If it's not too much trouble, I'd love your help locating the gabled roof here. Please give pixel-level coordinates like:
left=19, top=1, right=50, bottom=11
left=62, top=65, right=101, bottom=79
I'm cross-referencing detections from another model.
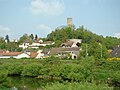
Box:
left=0, top=52, right=22, bottom=56
left=0, top=50, right=6, bottom=53
left=49, top=47, right=80, bottom=55
left=110, top=45, right=120, bottom=57
left=30, top=52, right=38, bottom=58
left=42, top=49, right=50, bottom=54
left=61, top=42, right=73, bottom=47
left=61, top=39, right=82, bottom=47
left=108, top=50, right=112, bottom=53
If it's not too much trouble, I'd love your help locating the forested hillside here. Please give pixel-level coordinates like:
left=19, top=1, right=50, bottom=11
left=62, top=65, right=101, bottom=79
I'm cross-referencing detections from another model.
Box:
left=47, top=26, right=120, bottom=59
left=47, top=26, right=120, bottom=49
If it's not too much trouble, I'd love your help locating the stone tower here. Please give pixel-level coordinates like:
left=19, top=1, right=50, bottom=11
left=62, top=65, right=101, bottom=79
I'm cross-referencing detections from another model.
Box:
left=67, top=18, right=73, bottom=27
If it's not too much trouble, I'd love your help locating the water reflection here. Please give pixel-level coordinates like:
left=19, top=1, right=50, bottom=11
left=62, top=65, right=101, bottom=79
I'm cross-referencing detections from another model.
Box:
left=0, top=76, right=56, bottom=90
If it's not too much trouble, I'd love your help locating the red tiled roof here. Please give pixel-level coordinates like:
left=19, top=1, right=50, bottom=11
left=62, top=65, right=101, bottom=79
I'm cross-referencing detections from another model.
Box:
left=30, top=52, right=38, bottom=58
left=108, top=50, right=112, bottom=53
left=0, top=52, right=22, bottom=56
left=0, top=50, right=6, bottom=53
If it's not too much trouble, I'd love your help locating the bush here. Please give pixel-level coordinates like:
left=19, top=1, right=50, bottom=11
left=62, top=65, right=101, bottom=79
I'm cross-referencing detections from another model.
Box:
left=0, top=63, right=23, bottom=75
left=42, top=82, right=113, bottom=90
left=0, top=70, right=8, bottom=83
left=22, top=63, right=42, bottom=76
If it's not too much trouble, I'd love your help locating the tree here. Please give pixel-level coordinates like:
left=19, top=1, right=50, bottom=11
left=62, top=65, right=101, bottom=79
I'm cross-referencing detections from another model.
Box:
left=35, top=34, right=38, bottom=40
left=5, top=35, right=10, bottom=43
left=5, top=42, right=17, bottom=51
left=29, top=34, right=34, bottom=40
left=80, top=42, right=109, bottom=59
left=18, top=34, right=32, bottom=44
left=104, top=36, right=120, bottom=49
left=0, top=37, right=5, bottom=49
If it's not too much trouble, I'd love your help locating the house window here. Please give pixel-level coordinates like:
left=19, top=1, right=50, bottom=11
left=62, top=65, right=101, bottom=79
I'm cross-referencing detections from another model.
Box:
left=10, top=56, right=13, bottom=58
left=74, top=56, right=77, bottom=59
left=76, top=42, right=81, bottom=47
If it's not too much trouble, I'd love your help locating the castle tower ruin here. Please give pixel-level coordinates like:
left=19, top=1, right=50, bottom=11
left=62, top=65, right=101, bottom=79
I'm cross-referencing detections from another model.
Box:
left=67, top=18, right=73, bottom=27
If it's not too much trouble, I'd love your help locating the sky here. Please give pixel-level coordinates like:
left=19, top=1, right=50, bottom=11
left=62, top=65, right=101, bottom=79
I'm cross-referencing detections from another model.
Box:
left=0, top=0, right=120, bottom=40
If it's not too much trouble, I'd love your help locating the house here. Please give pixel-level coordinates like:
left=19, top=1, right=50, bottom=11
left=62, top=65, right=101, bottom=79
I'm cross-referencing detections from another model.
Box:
left=110, top=45, right=120, bottom=57
left=19, top=42, right=30, bottom=49
left=16, top=52, right=30, bottom=59
left=61, top=39, right=82, bottom=47
left=49, top=47, right=80, bottom=59
left=19, top=40, right=54, bottom=49
left=35, top=50, right=45, bottom=58
left=0, top=51, right=22, bottom=58
left=0, top=49, right=47, bottom=59
left=38, top=39, right=82, bottom=59
left=0, top=51, right=30, bottom=59
left=30, top=52, right=38, bottom=58
left=0, top=50, right=6, bottom=53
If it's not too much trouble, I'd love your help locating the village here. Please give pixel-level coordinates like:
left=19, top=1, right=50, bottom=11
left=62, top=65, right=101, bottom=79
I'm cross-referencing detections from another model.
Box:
left=0, top=0, right=120, bottom=90
left=0, top=38, right=82, bottom=59
left=0, top=18, right=83, bottom=59
left=0, top=18, right=120, bottom=60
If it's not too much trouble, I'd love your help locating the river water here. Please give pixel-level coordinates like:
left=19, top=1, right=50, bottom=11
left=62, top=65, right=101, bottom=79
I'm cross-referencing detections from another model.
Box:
left=0, top=76, right=57, bottom=90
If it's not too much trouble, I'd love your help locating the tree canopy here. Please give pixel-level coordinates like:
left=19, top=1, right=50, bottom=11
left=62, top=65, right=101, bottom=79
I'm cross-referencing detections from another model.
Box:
left=47, top=26, right=120, bottom=50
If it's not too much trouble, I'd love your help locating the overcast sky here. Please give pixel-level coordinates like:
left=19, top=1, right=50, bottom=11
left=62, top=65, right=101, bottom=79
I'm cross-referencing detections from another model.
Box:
left=0, top=0, right=120, bottom=39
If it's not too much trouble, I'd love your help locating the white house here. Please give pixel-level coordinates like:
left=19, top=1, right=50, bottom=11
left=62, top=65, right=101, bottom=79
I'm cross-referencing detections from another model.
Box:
left=0, top=49, right=49, bottom=59
left=19, top=42, right=30, bottom=49
left=19, top=40, right=55, bottom=49
left=61, top=39, right=82, bottom=48
left=16, top=53, right=30, bottom=59
left=49, top=47, right=81, bottom=59
left=35, top=50, right=44, bottom=58
left=0, top=51, right=31, bottom=59
left=0, top=52, right=22, bottom=58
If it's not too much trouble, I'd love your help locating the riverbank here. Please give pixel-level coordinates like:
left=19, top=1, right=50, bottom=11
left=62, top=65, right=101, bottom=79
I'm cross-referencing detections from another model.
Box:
left=0, top=57, right=120, bottom=89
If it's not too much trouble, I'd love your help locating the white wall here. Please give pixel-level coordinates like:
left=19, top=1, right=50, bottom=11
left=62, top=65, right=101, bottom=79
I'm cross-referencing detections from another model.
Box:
left=19, top=43, right=29, bottom=49
left=36, top=53, right=44, bottom=58
left=16, top=53, right=30, bottom=59
left=0, top=56, right=11, bottom=58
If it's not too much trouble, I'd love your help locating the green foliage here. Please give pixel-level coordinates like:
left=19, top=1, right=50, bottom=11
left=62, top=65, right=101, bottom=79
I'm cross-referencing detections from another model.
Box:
left=42, top=82, right=112, bottom=90
left=5, top=42, right=19, bottom=51
left=0, top=63, right=23, bottom=75
left=80, top=42, right=109, bottom=59
left=47, top=27, right=73, bottom=47
left=35, top=34, right=38, bottom=40
left=29, top=34, right=34, bottom=40
left=47, top=26, right=120, bottom=51
left=22, top=63, right=42, bottom=76
left=111, top=71, right=120, bottom=82
left=0, top=70, right=8, bottom=83
left=0, top=37, right=5, bottom=49
left=0, top=37, right=21, bottom=51
left=0, top=59, right=120, bottom=87
left=104, top=36, right=120, bottom=49
left=5, top=35, right=10, bottom=43
left=18, top=34, right=32, bottom=44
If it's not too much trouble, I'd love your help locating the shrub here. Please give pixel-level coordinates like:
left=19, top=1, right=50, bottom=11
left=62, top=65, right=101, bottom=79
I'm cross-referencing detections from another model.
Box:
left=22, top=63, right=42, bottom=76
left=1, top=63, right=23, bottom=75
left=0, top=70, right=8, bottom=83
left=42, top=82, right=113, bottom=90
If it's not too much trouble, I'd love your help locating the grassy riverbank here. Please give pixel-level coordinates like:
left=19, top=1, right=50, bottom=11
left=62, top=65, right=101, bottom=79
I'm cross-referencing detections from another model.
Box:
left=0, top=57, right=120, bottom=89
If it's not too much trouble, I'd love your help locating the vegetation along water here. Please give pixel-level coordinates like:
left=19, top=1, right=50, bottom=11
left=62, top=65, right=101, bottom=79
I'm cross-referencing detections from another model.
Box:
left=0, top=57, right=120, bottom=90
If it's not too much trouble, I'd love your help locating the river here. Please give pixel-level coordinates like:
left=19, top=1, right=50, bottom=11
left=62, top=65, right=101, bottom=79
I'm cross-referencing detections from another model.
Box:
left=0, top=76, right=57, bottom=90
